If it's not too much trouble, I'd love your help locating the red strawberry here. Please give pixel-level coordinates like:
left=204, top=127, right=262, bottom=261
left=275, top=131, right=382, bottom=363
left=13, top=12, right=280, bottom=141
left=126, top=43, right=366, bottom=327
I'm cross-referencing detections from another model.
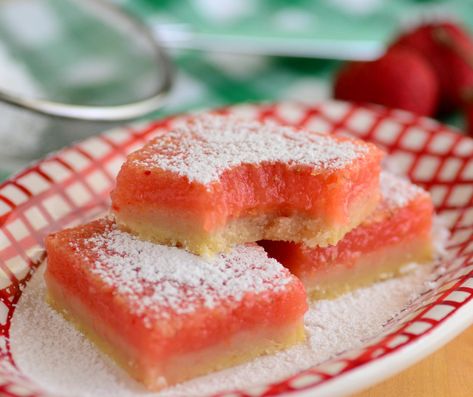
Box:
left=391, top=21, right=473, bottom=112
left=333, top=47, right=439, bottom=116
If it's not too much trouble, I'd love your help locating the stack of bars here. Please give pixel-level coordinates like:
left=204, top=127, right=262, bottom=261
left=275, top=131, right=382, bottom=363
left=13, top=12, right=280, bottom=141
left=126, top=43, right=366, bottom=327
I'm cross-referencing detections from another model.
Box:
left=44, top=115, right=434, bottom=390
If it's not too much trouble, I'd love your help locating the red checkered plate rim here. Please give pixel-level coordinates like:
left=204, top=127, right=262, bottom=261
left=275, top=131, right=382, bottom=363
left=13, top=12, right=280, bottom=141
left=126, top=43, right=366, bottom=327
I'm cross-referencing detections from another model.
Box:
left=0, top=101, right=472, bottom=397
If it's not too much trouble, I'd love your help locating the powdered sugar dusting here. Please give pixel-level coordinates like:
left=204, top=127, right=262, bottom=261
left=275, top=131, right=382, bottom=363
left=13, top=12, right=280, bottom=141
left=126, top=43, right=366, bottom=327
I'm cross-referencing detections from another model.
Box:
left=11, top=258, right=447, bottom=397
left=74, top=221, right=292, bottom=322
left=381, top=171, right=427, bottom=209
left=132, top=115, right=370, bottom=184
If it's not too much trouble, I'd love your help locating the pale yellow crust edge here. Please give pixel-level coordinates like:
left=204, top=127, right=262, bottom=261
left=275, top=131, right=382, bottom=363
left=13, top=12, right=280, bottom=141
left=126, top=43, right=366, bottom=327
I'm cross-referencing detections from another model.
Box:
left=45, top=273, right=306, bottom=390
left=302, top=237, right=434, bottom=300
left=114, top=195, right=378, bottom=256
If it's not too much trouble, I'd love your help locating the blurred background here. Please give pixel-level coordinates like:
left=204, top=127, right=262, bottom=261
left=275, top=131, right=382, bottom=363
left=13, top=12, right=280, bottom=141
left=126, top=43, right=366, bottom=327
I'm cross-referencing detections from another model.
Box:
left=0, top=0, right=472, bottom=179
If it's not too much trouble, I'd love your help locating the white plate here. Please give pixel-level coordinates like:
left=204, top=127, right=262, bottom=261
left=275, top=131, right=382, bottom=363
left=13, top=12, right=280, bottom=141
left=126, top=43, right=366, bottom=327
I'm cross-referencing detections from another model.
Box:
left=0, top=101, right=472, bottom=397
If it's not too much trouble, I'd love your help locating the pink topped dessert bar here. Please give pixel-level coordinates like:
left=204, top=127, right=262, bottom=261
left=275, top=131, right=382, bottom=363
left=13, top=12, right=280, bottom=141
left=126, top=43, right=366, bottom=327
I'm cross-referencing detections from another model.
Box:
left=44, top=218, right=307, bottom=390
left=111, top=115, right=384, bottom=255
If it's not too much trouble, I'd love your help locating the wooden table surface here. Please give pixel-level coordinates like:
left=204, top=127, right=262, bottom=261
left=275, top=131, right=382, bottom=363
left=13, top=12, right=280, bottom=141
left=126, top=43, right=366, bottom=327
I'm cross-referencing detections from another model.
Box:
left=352, top=325, right=473, bottom=397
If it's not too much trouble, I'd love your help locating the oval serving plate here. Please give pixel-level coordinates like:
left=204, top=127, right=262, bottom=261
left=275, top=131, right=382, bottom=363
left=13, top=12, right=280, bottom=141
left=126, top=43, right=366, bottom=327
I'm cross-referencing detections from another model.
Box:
left=0, top=101, right=472, bottom=397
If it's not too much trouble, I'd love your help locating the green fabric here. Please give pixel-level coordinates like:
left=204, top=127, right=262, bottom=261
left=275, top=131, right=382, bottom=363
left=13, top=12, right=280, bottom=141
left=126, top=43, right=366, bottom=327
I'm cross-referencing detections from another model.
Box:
left=128, top=0, right=473, bottom=45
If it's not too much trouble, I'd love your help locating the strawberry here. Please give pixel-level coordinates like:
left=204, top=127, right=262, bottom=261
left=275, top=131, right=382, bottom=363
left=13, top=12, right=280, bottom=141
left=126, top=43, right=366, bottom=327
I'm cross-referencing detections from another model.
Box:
left=333, top=47, right=439, bottom=116
left=391, top=21, right=473, bottom=112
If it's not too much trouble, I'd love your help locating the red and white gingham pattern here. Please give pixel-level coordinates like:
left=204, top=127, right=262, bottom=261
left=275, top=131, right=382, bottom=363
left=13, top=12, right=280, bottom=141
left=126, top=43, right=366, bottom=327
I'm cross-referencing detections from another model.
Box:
left=0, top=101, right=471, bottom=397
